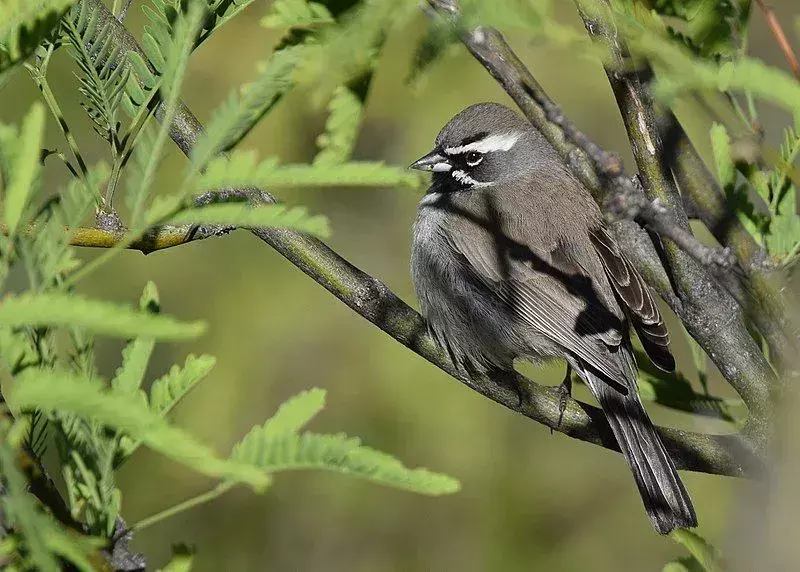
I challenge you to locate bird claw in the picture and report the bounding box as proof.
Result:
[551,368,573,434]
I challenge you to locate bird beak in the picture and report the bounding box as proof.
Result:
[410,150,452,172]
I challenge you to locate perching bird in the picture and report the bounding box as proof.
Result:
[409,102,696,534]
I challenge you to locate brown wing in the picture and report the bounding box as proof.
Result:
[589,227,675,372]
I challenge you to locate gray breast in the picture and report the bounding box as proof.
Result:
[411,194,537,373]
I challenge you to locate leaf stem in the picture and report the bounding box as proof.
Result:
[27,67,101,205]
[130,482,236,534]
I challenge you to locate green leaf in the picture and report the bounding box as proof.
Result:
[292,0,414,102]
[663,557,704,572]
[10,369,270,490]
[652,0,748,58]
[634,350,743,423]
[0,421,60,572]
[766,207,800,259]
[602,4,800,112]
[314,86,363,166]
[39,517,106,572]
[708,122,765,233]
[710,122,734,188]
[112,282,161,394]
[61,3,130,145]
[165,203,331,237]
[127,0,206,227]
[2,103,45,236]
[0,293,205,340]
[160,544,195,572]
[668,529,723,572]
[232,426,459,495]
[460,0,546,30]
[261,0,334,29]
[150,354,216,417]
[261,388,326,437]
[197,151,424,190]
[0,0,74,80]
[190,45,305,170]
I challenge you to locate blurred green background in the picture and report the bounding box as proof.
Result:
[3,1,799,569]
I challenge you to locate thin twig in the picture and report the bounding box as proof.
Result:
[755,0,800,81]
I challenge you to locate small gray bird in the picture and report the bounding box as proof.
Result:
[410,102,696,534]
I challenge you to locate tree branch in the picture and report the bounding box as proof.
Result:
[80,0,760,477]
[426,0,776,425]
[755,0,800,81]
[574,2,777,428]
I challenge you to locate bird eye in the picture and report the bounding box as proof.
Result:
[465,151,483,166]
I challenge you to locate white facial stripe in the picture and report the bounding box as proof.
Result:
[444,131,522,155]
[451,170,493,187]
[431,162,452,172]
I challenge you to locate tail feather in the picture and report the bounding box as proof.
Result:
[578,362,697,534]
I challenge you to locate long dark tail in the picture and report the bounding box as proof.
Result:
[577,361,697,534]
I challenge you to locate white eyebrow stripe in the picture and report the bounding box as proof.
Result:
[444,131,522,155]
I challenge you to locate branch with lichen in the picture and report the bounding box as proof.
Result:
[74,0,761,477]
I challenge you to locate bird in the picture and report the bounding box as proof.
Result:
[409,102,697,534]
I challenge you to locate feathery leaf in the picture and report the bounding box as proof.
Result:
[0,0,73,83]
[231,430,460,495]
[0,293,205,340]
[1,103,45,236]
[260,388,326,437]
[314,86,363,165]
[61,2,130,145]
[166,203,331,237]
[190,45,305,170]
[11,369,270,490]
[262,0,334,29]
[150,354,217,417]
[197,151,424,190]
[111,282,161,395]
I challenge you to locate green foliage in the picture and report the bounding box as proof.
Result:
[126,0,205,227]
[61,2,130,146]
[232,389,460,495]
[0,418,104,571]
[160,544,195,572]
[149,354,217,417]
[166,203,331,237]
[595,2,800,112]
[111,282,160,395]
[709,120,800,265]
[314,86,363,165]
[190,44,305,170]
[258,388,326,436]
[262,0,334,29]
[0,292,206,339]
[668,529,724,572]
[10,369,271,490]
[0,103,45,237]
[0,0,73,84]
[651,0,750,58]
[197,151,424,190]
[293,0,413,101]
[635,352,745,424]
[0,0,458,568]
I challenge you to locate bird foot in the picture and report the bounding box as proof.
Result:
[551,369,573,434]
